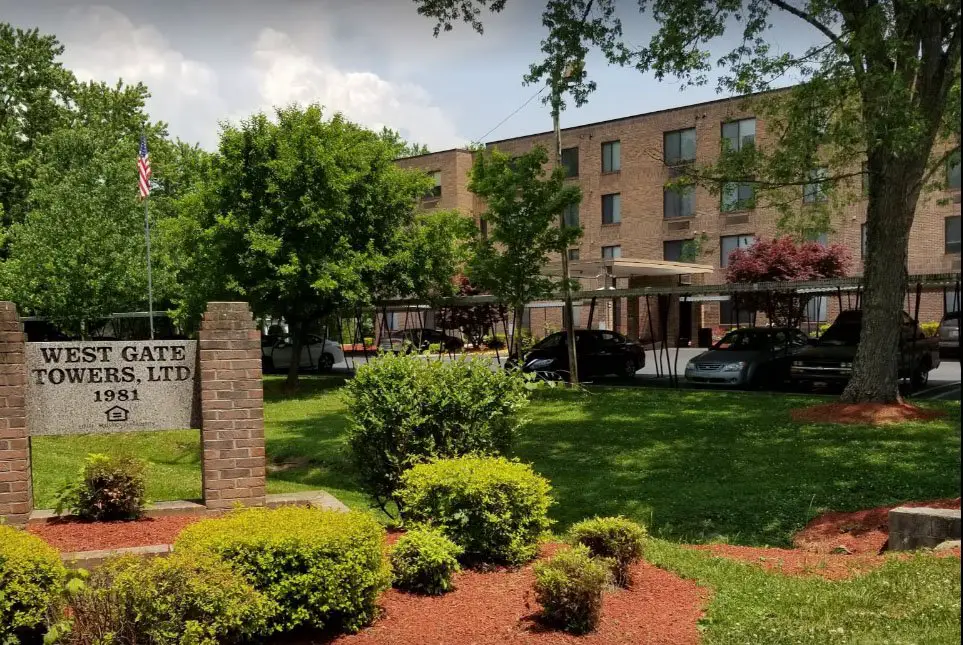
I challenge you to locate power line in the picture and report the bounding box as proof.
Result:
[470,85,548,146]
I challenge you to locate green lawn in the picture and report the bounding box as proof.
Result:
[29,377,962,644]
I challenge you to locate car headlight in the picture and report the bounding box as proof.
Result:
[526,358,555,371]
[722,361,747,372]
[840,362,853,368]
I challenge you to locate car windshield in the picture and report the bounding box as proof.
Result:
[712,330,770,351]
[532,333,565,350]
[818,323,861,346]
[942,312,960,327]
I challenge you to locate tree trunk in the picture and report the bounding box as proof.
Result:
[511,305,525,358]
[841,159,920,404]
[286,320,303,391]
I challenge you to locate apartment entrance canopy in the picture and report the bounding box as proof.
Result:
[545,257,715,282]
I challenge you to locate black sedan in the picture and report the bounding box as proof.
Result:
[507,330,645,380]
[379,328,465,353]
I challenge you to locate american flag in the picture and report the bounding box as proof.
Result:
[138,134,152,199]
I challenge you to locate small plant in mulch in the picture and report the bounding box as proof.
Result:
[55,453,148,521]
[568,516,647,587]
[390,526,463,595]
[533,544,611,634]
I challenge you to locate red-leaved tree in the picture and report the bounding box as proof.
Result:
[726,237,851,327]
[437,275,508,348]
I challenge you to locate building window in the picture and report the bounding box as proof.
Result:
[663,239,692,262]
[720,300,753,325]
[949,151,961,190]
[387,312,399,330]
[602,140,621,173]
[721,182,755,212]
[602,245,622,260]
[946,290,960,313]
[803,167,828,203]
[861,223,867,258]
[720,234,755,268]
[561,147,579,178]
[862,161,869,196]
[427,170,442,198]
[563,202,579,228]
[721,118,756,152]
[664,185,695,218]
[803,296,828,322]
[807,232,829,246]
[567,248,580,261]
[602,193,621,225]
[946,216,961,254]
[664,128,696,164]
[479,217,488,238]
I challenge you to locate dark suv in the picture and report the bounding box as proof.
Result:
[507,330,645,380]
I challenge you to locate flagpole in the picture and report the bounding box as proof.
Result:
[144,191,154,340]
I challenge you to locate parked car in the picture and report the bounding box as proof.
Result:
[684,327,811,388]
[790,310,941,389]
[378,328,465,353]
[938,311,960,355]
[506,330,645,380]
[262,334,345,373]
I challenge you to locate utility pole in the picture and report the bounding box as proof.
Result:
[553,62,579,387]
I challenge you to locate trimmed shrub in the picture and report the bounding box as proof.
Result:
[390,527,462,595]
[57,552,274,645]
[921,321,940,337]
[568,516,647,587]
[344,354,532,508]
[533,545,610,634]
[55,453,147,521]
[175,506,390,635]
[0,525,67,642]
[397,456,553,565]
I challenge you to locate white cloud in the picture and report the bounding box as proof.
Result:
[58,4,224,148]
[250,28,466,150]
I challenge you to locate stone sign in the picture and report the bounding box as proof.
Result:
[25,340,198,436]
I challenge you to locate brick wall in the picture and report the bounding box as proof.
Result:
[198,302,266,510]
[0,302,30,525]
[396,149,477,216]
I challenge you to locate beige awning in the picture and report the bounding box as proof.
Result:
[545,257,715,279]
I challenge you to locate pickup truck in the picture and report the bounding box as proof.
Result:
[790,310,941,389]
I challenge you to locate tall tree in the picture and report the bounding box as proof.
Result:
[196,105,439,387]
[379,126,431,158]
[468,145,581,355]
[415,0,961,403]
[0,24,76,233]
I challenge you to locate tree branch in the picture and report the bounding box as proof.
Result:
[922,145,961,186]
[767,0,843,49]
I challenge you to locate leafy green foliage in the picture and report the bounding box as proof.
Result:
[55,553,274,645]
[344,354,533,509]
[0,525,66,642]
[567,516,647,587]
[390,527,463,595]
[397,456,554,565]
[175,506,390,635]
[533,544,610,635]
[55,453,147,521]
[468,145,581,353]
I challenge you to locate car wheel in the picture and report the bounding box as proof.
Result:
[317,353,335,373]
[622,357,639,377]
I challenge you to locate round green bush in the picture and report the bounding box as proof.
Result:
[175,506,390,635]
[344,354,532,508]
[55,453,147,521]
[390,527,462,595]
[533,544,611,634]
[397,456,553,565]
[0,525,67,642]
[60,552,274,644]
[568,516,647,587]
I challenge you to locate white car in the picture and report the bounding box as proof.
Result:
[262,334,345,373]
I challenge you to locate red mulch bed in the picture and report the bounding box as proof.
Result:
[28,515,203,553]
[690,544,884,580]
[791,402,946,425]
[327,544,707,645]
[793,498,962,555]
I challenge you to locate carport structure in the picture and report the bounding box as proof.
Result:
[366,272,960,387]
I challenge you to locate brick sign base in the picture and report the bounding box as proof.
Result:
[0,301,266,525]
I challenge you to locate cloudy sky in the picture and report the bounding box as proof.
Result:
[2,0,822,151]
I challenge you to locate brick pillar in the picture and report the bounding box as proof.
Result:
[198,302,266,510]
[0,302,31,525]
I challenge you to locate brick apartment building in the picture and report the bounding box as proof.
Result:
[393,91,962,346]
